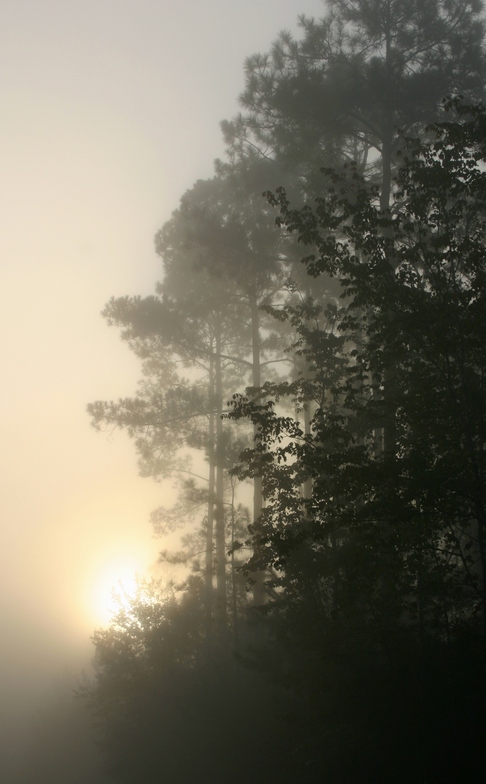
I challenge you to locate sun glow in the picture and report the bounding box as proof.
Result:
[91,556,142,626]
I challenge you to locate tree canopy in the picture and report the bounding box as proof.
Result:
[85,4,486,781]
[227,97,486,781]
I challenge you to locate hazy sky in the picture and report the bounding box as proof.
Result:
[0,0,324,775]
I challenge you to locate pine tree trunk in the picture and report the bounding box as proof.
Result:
[229,477,239,649]
[250,290,265,606]
[214,324,227,637]
[380,14,397,459]
[205,349,215,646]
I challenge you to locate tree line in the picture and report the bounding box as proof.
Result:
[84,2,486,782]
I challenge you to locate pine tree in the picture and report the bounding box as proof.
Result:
[223,0,486,205]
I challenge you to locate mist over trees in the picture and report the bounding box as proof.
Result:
[85,2,486,782]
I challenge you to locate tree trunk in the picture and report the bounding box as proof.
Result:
[214,323,227,638]
[380,0,394,215]
[229,477,239,649]
[381,4,398,459]
[250,290,265,606]
[204,348,215,647]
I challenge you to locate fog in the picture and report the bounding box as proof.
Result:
[3,1,486,782]
[0,1,323,780]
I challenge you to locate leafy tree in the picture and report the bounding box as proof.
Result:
[84,577,316,784]
[223,0,486,469]
[228,98,486,781]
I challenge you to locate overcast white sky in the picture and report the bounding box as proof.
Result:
[0,0,325,775]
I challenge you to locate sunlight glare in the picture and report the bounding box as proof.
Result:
[91,556,141,626]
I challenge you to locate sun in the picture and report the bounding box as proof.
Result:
[90,556,142,626]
